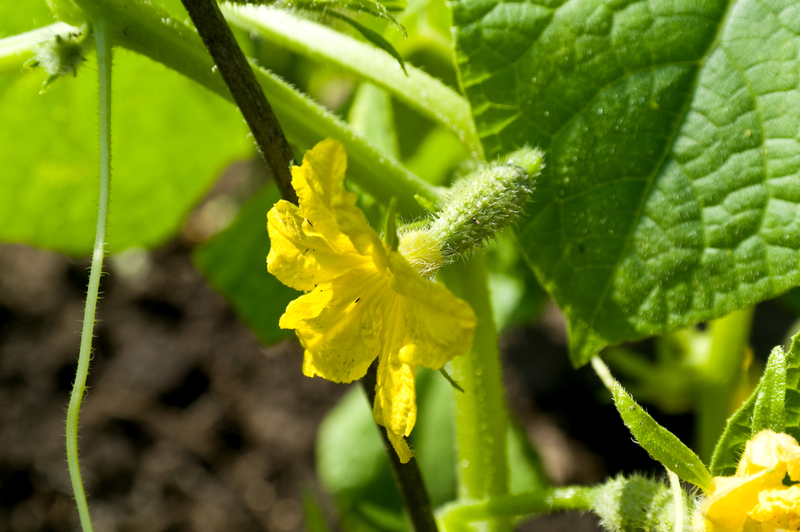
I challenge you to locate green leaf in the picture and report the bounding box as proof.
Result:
[0,47,248,254]
[452,0,800,365]
[709,338,798,476]
[193,183,297,346]
[784,332,800,444]
[403,126,470,186]
[326,11,407,74]
[302,487,333,532]
[348,82,400,159]
[412,368,457,507]
[228,0,406,18]
[222,4,482,157]
[708,384,756,477]
[752,346,787,434]
[507,421,549,495]
[613,382,710,491]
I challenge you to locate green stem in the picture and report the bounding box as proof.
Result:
[439,487,594,532]
[696,307,754,461]
[439,253,510,532]
[66,17,111,532]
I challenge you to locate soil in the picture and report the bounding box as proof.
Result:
[1,216,794,531]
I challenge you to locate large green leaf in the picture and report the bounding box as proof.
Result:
[0,47,249,254]
[452,0,800,364]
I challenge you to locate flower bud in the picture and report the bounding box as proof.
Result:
[592,475,692,532]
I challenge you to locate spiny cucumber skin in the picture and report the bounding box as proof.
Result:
[592,475,696,532]
[429,148,543,257]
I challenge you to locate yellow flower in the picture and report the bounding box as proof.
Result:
[266,139,477,462]
[694,430,800,532]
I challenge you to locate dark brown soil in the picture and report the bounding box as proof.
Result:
[0,240,348,532]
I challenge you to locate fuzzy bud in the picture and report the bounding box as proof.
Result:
[591,475,694,532]
[428,147,543,257]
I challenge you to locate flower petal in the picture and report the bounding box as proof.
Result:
[280,265,386,382]
[267,200,370,291]
[292,139,388,272]
[703,471,779,532]
[748,486,800,532]
[371,293,418,463]
[386,429,414,464]
[389,253,477,369]
[737,430,800,481]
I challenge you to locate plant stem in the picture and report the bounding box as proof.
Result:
[179,0,297,205]
[440,253,510,532]
[696,307,754,461]
[439,487,594,531]
[66,17,112,532]
[361,362,438,532]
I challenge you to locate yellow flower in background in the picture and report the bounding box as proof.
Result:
[266,139,476,462]
[695,430,800,532]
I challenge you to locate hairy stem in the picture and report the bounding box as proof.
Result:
[361,362,439,532]
[440,253,510,532]
[439,487,594,531]
[66,17,112,532]
[179,0,297,204]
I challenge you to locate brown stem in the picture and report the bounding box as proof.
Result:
[361,361,439,532]
[180,0,298,205]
